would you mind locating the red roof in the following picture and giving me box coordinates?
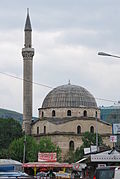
[23,162,72,168]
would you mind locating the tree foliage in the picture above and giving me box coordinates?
[0,149,9,159]
[0,118,22,150]
[38,137,62,162]
[75,132,103,161]
[81,131,103,148]
[9,136,39,162]
[64,150,75,164]
[9,136,61,162]
[38,137,57,152]
[0,119,61,162]
[64,132,103,163]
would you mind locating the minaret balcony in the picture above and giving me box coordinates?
[22,47,34,58]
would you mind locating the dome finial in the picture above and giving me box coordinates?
[68,80,71,85]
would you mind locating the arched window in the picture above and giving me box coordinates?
[90,126,94,133]
[37,126,39,134]
[67,110,71,116]
[42,111,44,118]
[77,125,81,134]
[95,111,97,118]
[52,110,56,117]
[44,126,46,134]
[83,110,87,117]
[69,140,74,151]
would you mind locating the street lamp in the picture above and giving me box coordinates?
[98,51,120,150]
[98,52,120,59]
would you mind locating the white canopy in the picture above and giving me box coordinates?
[91,149,120,162]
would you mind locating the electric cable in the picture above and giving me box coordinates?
[0,71,117,103]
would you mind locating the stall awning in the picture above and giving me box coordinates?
[23,162,72,168]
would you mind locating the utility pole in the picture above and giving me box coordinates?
[23,135,26,163]
[96,111,98,152]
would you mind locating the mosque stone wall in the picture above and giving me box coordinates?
[34,133,112,157]
[39,107,100,119]
[31,118,112,136]
[102,136,113,148]
[32,84,112,158]
[35,134,83,157]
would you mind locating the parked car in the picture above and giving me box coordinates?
[93,166,120,179]
[0,171,29,178]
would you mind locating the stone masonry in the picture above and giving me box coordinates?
[22,10,34,135]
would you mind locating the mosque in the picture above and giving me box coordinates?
[22,11,112,157]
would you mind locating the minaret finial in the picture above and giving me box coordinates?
[27,8,29,15]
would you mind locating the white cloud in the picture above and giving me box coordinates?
[0,1,120,116]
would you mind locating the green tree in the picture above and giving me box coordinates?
[0,149,9,159]
[64,132,103,163]
[82,131,103,148]
[38,137,62,161]
[74,132,103,162]
[38,137,56,152]
[0,118,22,150]
[9,135,38,162]
[9,136,61,162]
[64,150,75,163]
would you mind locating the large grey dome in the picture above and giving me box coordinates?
[42,84,97,108]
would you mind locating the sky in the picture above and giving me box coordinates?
[0,0,120,117]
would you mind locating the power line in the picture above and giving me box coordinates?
[0,71,53,89]
[96,98,117,103]
[0,71,117,103]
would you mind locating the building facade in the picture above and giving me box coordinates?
[100,103,120,124]
[21,11,112,157]
[31,84,112,156]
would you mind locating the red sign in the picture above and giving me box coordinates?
[38,152,57,162]
[110,135,117,142]
[72,164,82,171]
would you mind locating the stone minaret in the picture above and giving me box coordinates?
[22,10,34,135]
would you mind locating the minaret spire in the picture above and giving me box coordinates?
[24,8,32,48]
[25,8,32,31]
[27,8,29,14]
[22,9,34,135]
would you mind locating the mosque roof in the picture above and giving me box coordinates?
[42,84,97,108]
[32,117,111,126]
